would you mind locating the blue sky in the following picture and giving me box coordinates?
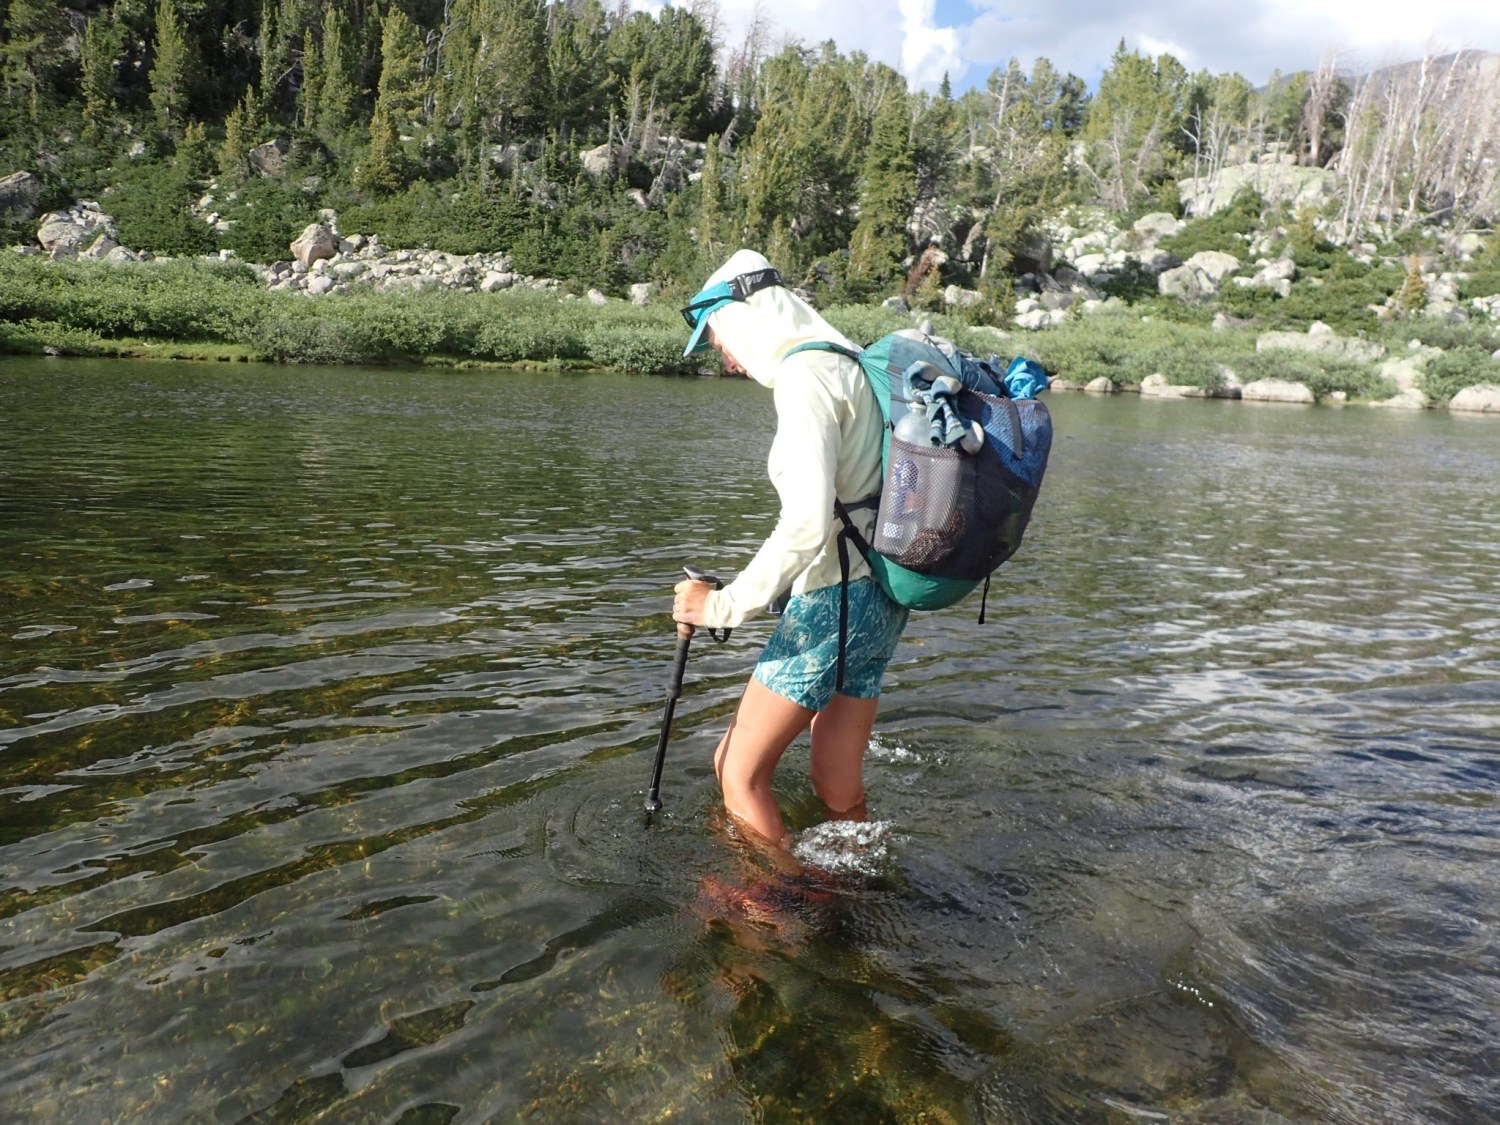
[663,0,1500,91]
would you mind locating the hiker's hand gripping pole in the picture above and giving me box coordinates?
[645,566,728,815]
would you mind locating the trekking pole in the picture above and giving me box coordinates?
[645,565,727,817]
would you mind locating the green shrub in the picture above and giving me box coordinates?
[1420,347,1500,402]
[253,310,379,364]
[216,179,319,263]
[1457,271,1500,300]
[341,183,529,257]
[1379,319,1500,354]
[0,256,263,341]
[1217,257,1403,334]
[1458,233,1500,300]
[1234,349,1391,399]
[1159,188,1264,259]
[1137,344,1225,388]
[337,292,455,358]
[1213,283,1283,323]
[473,312,570,363]
[1097,260,1163,304]
[0,318,108,355]
[583,323,697,374]
[1024,315,1250,387]
[823,304,913,346]
[108,161,217,257]
[1026,317,1139,385]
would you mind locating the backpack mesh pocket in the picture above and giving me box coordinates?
[872,437,975,572]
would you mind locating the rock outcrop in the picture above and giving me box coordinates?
[248,139,290,179]
[35,202,115,259]
[0,171,42,222]
[1242,378,1316,404]
[1370,388,1431,410]
[1448,384,1500,413]
[1256,323,1387,364]
[1140,369,1243,399]
[1178,160,1336,219]
[290,223,337,268]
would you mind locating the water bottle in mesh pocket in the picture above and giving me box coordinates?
[872,438,975,574]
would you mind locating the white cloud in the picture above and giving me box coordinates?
[898,0,965,86]
[1136,33,1194,69]
[954,0,1500,86]
[650,0,1500,92]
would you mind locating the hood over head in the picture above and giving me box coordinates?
[682,249,856,388]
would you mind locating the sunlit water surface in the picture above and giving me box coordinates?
[1,359,1497,1123]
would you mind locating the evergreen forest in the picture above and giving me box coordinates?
[1,1,1497,303]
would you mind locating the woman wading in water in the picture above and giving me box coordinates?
[672,250,909,847]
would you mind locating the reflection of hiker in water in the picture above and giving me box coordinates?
[671,249,910,850]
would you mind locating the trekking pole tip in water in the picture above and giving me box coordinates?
[644,565,726,818]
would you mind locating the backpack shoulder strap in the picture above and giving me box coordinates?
[784,339,877,693]
[785,341,863,362]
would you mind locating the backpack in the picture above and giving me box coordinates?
[787,330,1053,684]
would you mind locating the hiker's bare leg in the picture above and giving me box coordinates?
[808,693,879,818]
[714,677,814,844]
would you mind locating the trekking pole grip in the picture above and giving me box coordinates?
[683,564,730,644]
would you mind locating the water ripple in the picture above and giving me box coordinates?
[1,367,1496,1122]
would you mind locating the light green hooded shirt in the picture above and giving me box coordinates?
[697,250,884,629]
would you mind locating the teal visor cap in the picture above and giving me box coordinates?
[680,267,784,356]
[680,282,735,355]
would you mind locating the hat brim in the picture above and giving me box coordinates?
[683,309,716,356]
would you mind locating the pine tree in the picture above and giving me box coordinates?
[641,7,718,140]
[1079,40,1189,210]
[694,133,730,266]
[739,46,862,266]
[317,8,355,138]
[178,119,214,180]
[356,5,426,192]
[847,88,915,296]
[219,88,261,183]
[912,74,961,249]
[545,0,610,141]
[1395,255,1427,316]
[148,0,191,136]
[298,28,321,131]
[0,0,69,122]
[446,0,546,145]
[80,12,124,142]
[257,0,278,110]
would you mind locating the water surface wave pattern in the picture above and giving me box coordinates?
[1,361,1496,1123]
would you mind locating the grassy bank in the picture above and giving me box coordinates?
[0,255,1001,374]
[3,255,1497,402]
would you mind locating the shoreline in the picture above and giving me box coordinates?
[3,252,1498,414]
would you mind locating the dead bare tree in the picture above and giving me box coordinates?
[1333,47,1500,241]
[1302,50,1341,167]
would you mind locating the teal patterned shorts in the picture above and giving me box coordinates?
[753,578,909,711]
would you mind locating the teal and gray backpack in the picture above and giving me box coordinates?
[788,330,1053,684]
